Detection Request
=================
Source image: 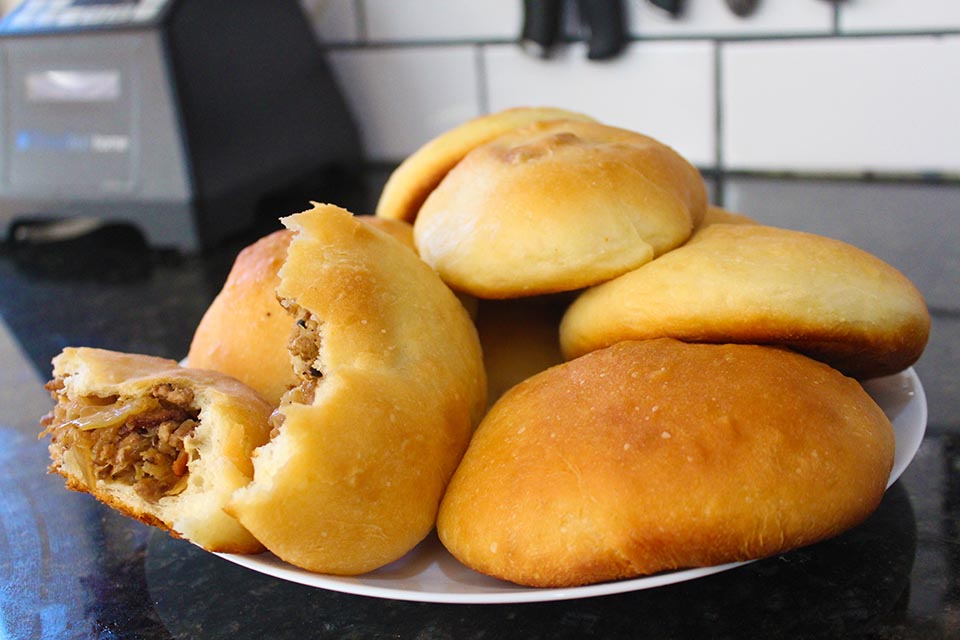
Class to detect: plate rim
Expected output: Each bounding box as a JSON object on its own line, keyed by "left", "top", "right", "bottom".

{"left": 214, "top": 367, "right": 928, "bottom": 604}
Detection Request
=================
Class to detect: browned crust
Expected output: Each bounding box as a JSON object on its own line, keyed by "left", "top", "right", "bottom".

{"left": 559, "top": 223, "right": 931, "bottom": 379}
{"left": 56, "top": 468, "right": 182, "bottom": 540}
{"left": 438, "top": 339, "right": 895, "bottom": 587}
{"left": 412, "top": 118, "right": 707, "bottom": 298}
{"left": 187, "top": 229, "right": 298, "bottom": 406}
{"left": 52, "top": 451, "right": 264, "bottom": 555}
{"left": 375, "top": 107, "right": 596, "bottom": 223}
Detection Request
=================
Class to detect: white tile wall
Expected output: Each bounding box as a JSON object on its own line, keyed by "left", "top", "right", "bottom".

{"left": 840, "top": 0, "right": 960, "bottom": 33}
{"left": 484, "top": 41, "right": 716, "bottom": 166}
{"left": 326, "top": 46, "right": 482, "bottom": 163}
{"left": 362, "top": 0, "right": 521, "bottom": 41}
{"left": 625, "top": 0, "right": 833, "bottom": 37}
{"left": 313, "top": 1, "right": 960, "bottom": 176}
{"left": 722, "top": 36, "right": 960, "bottom": 173}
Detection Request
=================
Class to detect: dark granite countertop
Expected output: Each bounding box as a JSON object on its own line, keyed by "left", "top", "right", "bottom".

{"left": 0, "top": 178, "right": 957, "bottom": 639}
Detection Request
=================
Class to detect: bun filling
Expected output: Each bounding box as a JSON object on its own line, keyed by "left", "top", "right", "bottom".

{"left": 41, "top": 381, "right": 199, "bottom": 502}
{"left": 270, "top": 299, "right": 324, "bottom": 436}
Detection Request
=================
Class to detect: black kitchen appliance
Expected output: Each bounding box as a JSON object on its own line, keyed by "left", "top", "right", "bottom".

{"left": 0, "top": 0, "right": 361, "bottom": 252}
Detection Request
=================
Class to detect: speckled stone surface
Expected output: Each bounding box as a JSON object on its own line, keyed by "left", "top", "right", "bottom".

{"left": 0, "top": 177, "right": 957, "bottom": 639}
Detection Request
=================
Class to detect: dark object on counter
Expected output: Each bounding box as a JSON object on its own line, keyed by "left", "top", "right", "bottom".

{"left": 520, "top": 0, "right": 627, "bottom": 60}
{"left": 725, "top": 0, "right": 761, "bottom": 17}
{"left": 0, "top": 0, "right": 361, "bottom": 254}
{"left": 647, "top": 0, "right": 686, "bottom": 18}
{"left": 6, "top": 216, "right": 154, "bottom": 282}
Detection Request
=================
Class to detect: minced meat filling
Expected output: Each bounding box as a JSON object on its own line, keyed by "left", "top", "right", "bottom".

{"left": 286, "top": 302, "right": 323, "bottom": 380}
{"left": 41, "top": 381, "right": 200, "bottom": 502}
{"left": 270, "top": 300, "right": 325, "bottom": 438}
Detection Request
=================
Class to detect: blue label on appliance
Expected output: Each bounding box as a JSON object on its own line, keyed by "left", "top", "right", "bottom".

{"left": 15, "top": 130, "right": 129, "bottom": 153}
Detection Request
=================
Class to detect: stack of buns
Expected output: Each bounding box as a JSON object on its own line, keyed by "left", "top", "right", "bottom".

{"left": 40, "top": 106, "right": 929, "bottom": 587}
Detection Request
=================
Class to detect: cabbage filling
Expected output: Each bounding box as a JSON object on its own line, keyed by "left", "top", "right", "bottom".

{"left": 41, "top": 381, "right": 199, "bottom": 502}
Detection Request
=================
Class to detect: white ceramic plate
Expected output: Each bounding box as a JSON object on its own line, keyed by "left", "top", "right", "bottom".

{"left": 215, "top": 367, "right": 927, "bottom": 604}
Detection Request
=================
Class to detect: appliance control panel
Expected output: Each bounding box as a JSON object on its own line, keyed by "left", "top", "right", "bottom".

{"left": 0, "top": 0, "right": 172, "bottom": 33}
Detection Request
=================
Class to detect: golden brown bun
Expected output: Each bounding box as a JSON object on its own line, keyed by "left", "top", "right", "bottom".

{"left": 474, "top": 296, "right": 567, "bottom": 406}
{"left": 375, "top": 107, "right": 595, "bottom": 223}
{"left": 187, "top": 217, "right": 419, "bottom": 406}
{"left": 437, "top": 339, "right": 895, "bottom": 588}
{"left": 187, "top": 229, "right": 297, "bottom": 406}
{"left": 42, "top": 347, "right": 272, "bottom": 553}
{"left": 356, "top": 215, "right": 416, "bottom": 251}
{"left": 697, "top": 205, "right": 757, "bottom": 231}
{"left": 360, "top": 215, "right": 480, "bottom": 318}
{"left": 414, "top": 119, "right": 707, "bottom": 298}
{"left": 227, "top": 204, "right": 487, "bottom": 575}
{"left": 560, "top": 223, "right": 930, "bottom": 379}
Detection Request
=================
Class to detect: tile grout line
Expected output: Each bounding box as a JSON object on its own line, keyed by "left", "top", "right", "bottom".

{"left": 325, "top": 6, "right": 960, "bottom": 176}
{"left": 354, "top": 0, "right": 367, "bottom": 44}
{"left": 713, "top": 39, "right": 725, "bottom": 207}
{"left": 322, "top": 29, "right": 960, "bottom": 51}
{"left": 475, "top": 44, "right": 489, "bottom": 115}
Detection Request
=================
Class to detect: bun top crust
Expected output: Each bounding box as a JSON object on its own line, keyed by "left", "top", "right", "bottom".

{"left": 375, "top": 106, "right": 595, "bottom": 223}
{"left": 47, "top": 347, "right": 272, "bottom": 553}
{"left": 187, "top": 229, "right": 298, "bottom": 406}
{"left": 413, "top": 119, "right": 707, "bottom": 298}
{"left": 560, "top": 223, "right": 930, "bottom": 379}
{"left": 356, "top": 215, "right": 416, "bottom": 251}
{"left": 227, "top": 204, "right": 487, "bottom": 575}
{"left": 697, "top": 205, "right": 757, "bottom": 230}
{"left": 437, "top": 339, "right": 895, "bottom": 588}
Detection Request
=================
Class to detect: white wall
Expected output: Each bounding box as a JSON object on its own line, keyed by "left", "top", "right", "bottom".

{"left": 303, "top": 0, "right": 960, "bottom": 179}
{"left": 300, "top": 1, "right": 960, "bottom": 430}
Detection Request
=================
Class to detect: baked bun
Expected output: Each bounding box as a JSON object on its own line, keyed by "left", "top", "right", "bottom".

{"left": 226, "top": 204, "right": 487, "bottom": 575}
{"left": 413, "top": 119, "right": 707, "bottom": 298}
{"left": 375, "top": 106, "right": 595, "bottom": 223}
{"left": 187, "top": 229, "right": 298, "bottom": 406}
{"left": 437, "top": 339, "right": 895, "bottom": 588}
{"left": 41, "top": 347, "right": 272, "bottom": 553}
{"left": 697, "top": 205, "right": 757, "bottom": 230}
{"left": 187, "top": 217, "right": 418, "bottom": 406}
{"left": 560, "top": 223, "right": 930, "bottom": 379}
{"left": 361, "top": 215, "right": 480, "bottom": 318}
{"left": 474, "top": 296, "right": 567, "bottom": 406}
{"left": 356, "top": 214, "right": 417, "bottom": 251}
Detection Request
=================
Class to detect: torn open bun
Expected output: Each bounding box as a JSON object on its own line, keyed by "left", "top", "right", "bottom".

{"left": 226, "top": 203, "right": 487, "bottom": 575}
{"left": 187, "top": 217, "right": 419, "bottom": 407}
{"left": 187, "top": 229, "right": 298, "bottom": 407}
{"left": 41, "top": 347, "right": 273, "bottom": 553}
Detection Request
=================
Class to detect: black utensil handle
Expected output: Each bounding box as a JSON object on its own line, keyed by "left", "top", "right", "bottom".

{"left": 725, "top": 0, "right": 761, "bottom": 18}
{"left": 647, "top": 0, "right": 685, "bottom": 18}
{"left": 522, "top": 0, "right": 563, "bottom": 57}
{"left": 577, "top": 0, "right": 627, "bottom": 60}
